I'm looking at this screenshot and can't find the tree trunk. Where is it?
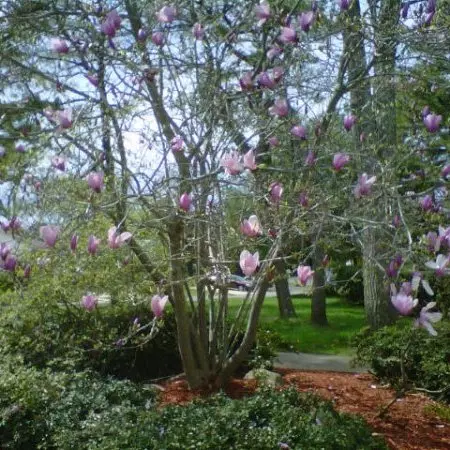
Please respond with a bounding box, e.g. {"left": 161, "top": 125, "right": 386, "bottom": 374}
{"left": 363, "top": 228, "right": 396, "bottom": 329}
{"left": 345, "top": 0, "right": 400, "bottom": 329}
{"left": 273, "top": 259, "right": 296, "bottom": 318}
{"left": 311, "top": 246, "right": 328, "bottom": 326}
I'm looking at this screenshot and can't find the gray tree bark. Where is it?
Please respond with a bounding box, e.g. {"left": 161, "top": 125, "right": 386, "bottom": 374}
{"left": 345, "top": 0, "right": 399, "bottom": 329}
{"left": 273, "top": 259, "right": 296, "bottom": 318}
{"left": 311, "top": 246, "right": 328, "bottom": 326}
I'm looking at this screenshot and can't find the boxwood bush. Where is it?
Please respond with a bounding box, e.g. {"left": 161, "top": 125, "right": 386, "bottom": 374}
{"left": 353, "top": 319, "right": 450, "bottom": 402}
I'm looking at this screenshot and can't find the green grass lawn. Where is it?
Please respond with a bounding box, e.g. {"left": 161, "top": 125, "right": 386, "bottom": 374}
{"left": 228, "top": 296, "right": 367, "bottom": 356}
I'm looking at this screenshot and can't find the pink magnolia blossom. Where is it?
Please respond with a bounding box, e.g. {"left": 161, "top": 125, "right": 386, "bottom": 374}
{"left": 45, "top": 107, "right": 72, "bottom": 130}
{"left": 385, "top": 260, "right": 399, "bottom": 278}
{"left": 391, "top": 292, "right": 417, "bottom": 315}
{"left": 239, "top": 72, "right": 254, "bottom": 91}
{"left": 438, "top": 226, "right": 450, "bottom": 248}
{"left": 156, "top": 6, "right": 177, "bottom": 23}
{"left": 81, "top": 294, "right": 98, "bottom": 311}
{"left": 415, "top": 302, "right": 442, "bottom": 336}
{"left": 343, "top": 114, "right": 357, "bottom": 131}
{"left": 0, "top": 145, "right": 5, "bottom": 157}
{"left": 299, "top": 192, "right": 309, "bottom": 208}
{"left": 170, "top": 136, "right": 184, "bottom": 152}
{"left": 40, "top": 225, "right": 60, "bottom": 248}
{"left": 269, "top": 99, "right": 289, "bottom": 117}
{"left": 297, "top": 265, "right": 314, "bottom": 286}
{"left": 2, "top": 254, "right": 17, "bottom": 272}
{"left": 52, "top": 156, "right": 66, "bottom": 172}
{"left": 267, "top": 46, "right": 283, "bottom": 60}
{"left": 0, "top": 243, "right": 11, "bottom": 260}
{"left": 421, "top": 105, "right": 431, "bottom": 118}
{"left": 269, "top": 182, "right": 283, "bottom": 203}
{"left": 192, "top": 23, "right": 205, "bottom": 40}
{"left": 268, "top": 136, "right": 280, "bottom": 147}
{"left": 51, "top": 38, "right": 69, "bottom": 54}
{"left": 279, "top": 26, "right": 297, "bottom": 44}
{"left": 332, "top": 153, "right": 350, "bottom": 171}
{"left": 179, "top": 192, "right": 192, "bottom": 212}
{"left": 87, "top": 172, "right": 104, "bottom": 193}
{"left": 239, "top": 250, "right": 259, "bottom": 276}
{"left": 425, "top": 254, "right": 450, "bottom": 276}
{"left": 257, "top": 71, "right": 276, "bottom": 89}
{"left": 87, "top": 235, "right": 101, "bottom": 255}
{"left": 354, "top": 173, "right": 376, "bottom": 198}
{"left": 1, "top": 217, "right": 21, "bottom": 232}
{"left": 15, "top": 143, "right": 26, "bottom": 153}
{"left": 101, "top": 10, "right": 121, "bottom": 38}
{"left": 423, "top": 11, "right": 435, "bottom": 26}
{"left": 151, "top": 294, "right": 169, "bottom": 317}
{"left": 243, "top": 149, "right": 257, "bottom": 171}
{"left": 137, "top": 28, "right": 148, "bottom": 42}
{"left": 221, "top": 152, "right": 243, "bottom": 175}
{"left": 108, "top": 226, "right": 132, "bottom": 249}
{"left": 423, "top": 113, "right": 442, "bottom": 133}
{"left": 305, "top": 151, "right": 316, "bottom": 166}
{"left": 291, "top": 125, "right": 307, "bottom": 140}
{"left": 272, "top": 66, "right": 284, "bottom": 83}
{"left": 399, "top": 281, "right": 413, "bottom": 296}
{"left": 240, "top": 215, "right": 262, "bottom": 237}
{"left": 420, "top": 195, "right": 433, "bottom": 212}
{"left": 338, "top": 0, "right": 351, "bottom": 11}
{"left": 254, "top": 1, "right": 271, "bottom": 25}
{"left": 70, "top": 234, "right": 79, "bottom": 252}
{"left": 299, "top": 11, "right": 315, "bottom": 32}
{"left": 151, "top": 31, "right": 165, "bottom": 46}
{"left": 56, "top": 108, "right": 72, "bottom": 129}
{"left": 425, "top": 231, "right": 439, "bottom": 252}
{"left": 440, "top": 165, "right": 450, "bottom": 180}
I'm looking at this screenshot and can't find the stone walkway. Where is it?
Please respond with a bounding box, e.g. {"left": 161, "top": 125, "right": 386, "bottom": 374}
{"left": 274, "top": 352, "right": 368, "bottom": 373}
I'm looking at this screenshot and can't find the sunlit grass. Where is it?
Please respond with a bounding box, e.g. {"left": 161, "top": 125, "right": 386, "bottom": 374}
{"left": 228, "top": 296, "right": 366, "bottom": 356}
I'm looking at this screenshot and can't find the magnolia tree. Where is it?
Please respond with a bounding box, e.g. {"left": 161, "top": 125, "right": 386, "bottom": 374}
{"left": 0, "top": 0, "right": 447, "bottom": 389}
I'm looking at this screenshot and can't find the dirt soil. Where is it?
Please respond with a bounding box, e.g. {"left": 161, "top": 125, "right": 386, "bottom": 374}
{"left": 158, "top": 370, "right": 449, "bottom": 450}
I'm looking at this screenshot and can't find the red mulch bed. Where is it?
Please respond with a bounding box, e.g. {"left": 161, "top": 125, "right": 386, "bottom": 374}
{"left": 157, "top": 370, "right": 449, "bottom": 450}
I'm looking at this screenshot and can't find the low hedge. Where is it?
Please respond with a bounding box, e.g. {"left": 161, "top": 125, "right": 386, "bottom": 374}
{"left": 0, "top": 355, "right": 156, "bottom": 449}
{"left": 0, "top": 357, "right": 386, "bottom": 450}
{"left": 353, "top": 319, "right": 450, "bottom": 402}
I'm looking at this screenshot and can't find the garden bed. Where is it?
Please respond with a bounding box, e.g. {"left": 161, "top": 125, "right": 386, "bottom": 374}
{"left": 159, "top": 370, "right": 449, "bottom": 450}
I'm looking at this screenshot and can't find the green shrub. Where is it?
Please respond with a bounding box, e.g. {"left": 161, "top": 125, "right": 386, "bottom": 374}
{"left": 353, "top": 319, "right": 450, "bottom": 401}
{"left": 0, "top": 290, "right": 181, "bottom": 381}
{"left": 53, "top": 388, "right": 386, "bottom": 450}
{"left": 246, "top": 327, "right": 286, "bottom": 370}
{"left": 0, "top": 355, "right": 156, "bottom": 450}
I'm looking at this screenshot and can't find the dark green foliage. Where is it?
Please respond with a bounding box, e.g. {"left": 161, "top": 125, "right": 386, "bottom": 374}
{"left": 0, "top": 291, "right": 181, "bottom": 381}
{"left": 52, "top": 388, "right": 386, "bottom": 450}
{"left": 0, "top": 355, "right": 156, "bottom": 450}
{"left": 353, "top": 320, "right": 450, "bottom": 402}
{"left": 0, "top": 356, "right": 386, "bottom": 450}
{"left": 329, "top": 261, "right": 364, "bottom": 304}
